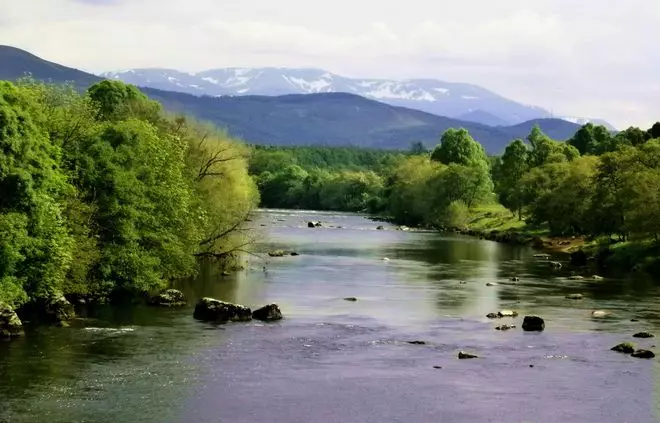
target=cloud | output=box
[1,0,658,128]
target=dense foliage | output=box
[0,79,257,307]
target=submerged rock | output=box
[193,298,252,323]
[458,351,479,359]
[591,310,609,318]
[550,261,563,269]
[591,275,604,280]
[343,297,358,302]
[149,289,187,307]
[611,342,635,354]
[495,324,516,331]
[510,277,520,282]
[307,221,316,228]
[565,293,584,300]
[252,304,283,322]
[0,303,23,339]
[407,340,426,345]
[633,332,655,339]
[486,313,499,319]
[268,250,287,257]
[376,225,385,230]
[533,253,551,259]
[486,282,498,287]
[522,316,545,332]
[631,349,655,359]
[568,275,584,280]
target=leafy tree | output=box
[496,139,529,219]
[431,128,488,168]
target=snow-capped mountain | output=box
[101,67,554,125]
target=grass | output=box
[466,204,527,232]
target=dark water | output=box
[1,209,660,423]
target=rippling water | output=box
[1,209,659,423]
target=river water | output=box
[1,209,659,423]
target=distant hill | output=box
[456,110,511,127]
[0,45,102,88]
[102,67,555,126]
[0,45,582,153]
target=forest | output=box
[0,79,258,309]
[249,122,660,273]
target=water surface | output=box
[1,209,659,423]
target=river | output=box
[1,209,659,423]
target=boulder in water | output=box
[486,282,498,287]
[611,342,635,354]
[591,310,608,318]
[495,324,516,331]
[193,298,252,323]
[631,349,655,359]
[407,340,426,345]
[486,313,499,319]
[376,225,385,230]
[150,289,187,307]
[343,297,358,302]
[44,294,75,325]
[522,316,545,331]
[510,277,520,282]
[252,304,283,322]
[458,351,479,359]
[497,310,518,318]
[550,261,563,269]
[565,293,584,300]
[591,275,604,280]
[0,303,23,339]
[268,250,287,257]
[633,332,655,339]
[568,275,584,280]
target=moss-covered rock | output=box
[149,289,186,307]
[0,303,23,339]
[193,298,252,323]
[633,332,655,339]
[611,342,635,354]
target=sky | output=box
[1,0,659,128]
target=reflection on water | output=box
[1,209,659,423]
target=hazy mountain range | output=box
[102,67,613,129]
[0,45,589,153]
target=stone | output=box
[290,252,300,256]
[570,249,588,266]
[44,294,75,324]
[343,297,358,302]
[252,304,283,322]
[307,221,316,228]
[522,316,545,332]
[149,289,187,307]
[497,310,518,318]
[591,310,608,318]
[591,275,604,280]
[495,324,516,331]
[631,349,655,359]
[0,303,23,339]
[611,342,635,354]
[268,250,287,257]
[568,275,584,280]
[315,222,323,227]
[533,253,550,259]
[565,293,584,300]
[433,365,443,369]
[509,277,520,282]
[486,313,499,319]
[376,226,385,230]
[550,261,563,269]
[407,341,426,345]
[193,298,252,323]
[458,351,479,359]
[633,332,655,339]
[486,282,498,287]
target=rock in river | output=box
[193,298,252,323]
[631,349,655,359]
[458,351,479,359]
[633,332,655,339]
[343,297,358,302]
[0,303,23,339]
[570,249,588,266]
[497,310,518,318]
[565,293,584,300]
[486,313,499,319]
[44,294,75,325]
[150,289,186,307]
[495,324,516,331]
[611,342,635,354]
[522,316,545,332]
[252,304,283,322]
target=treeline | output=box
[0,79,257,307]
[249,121,660,247]
[249,145,404,211]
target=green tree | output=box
[496,139,529,219]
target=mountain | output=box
[141,88,580,152]
[0,45,582,153]
[102,67,554,126]
[0,45,102,88]
[456,110,511,127]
